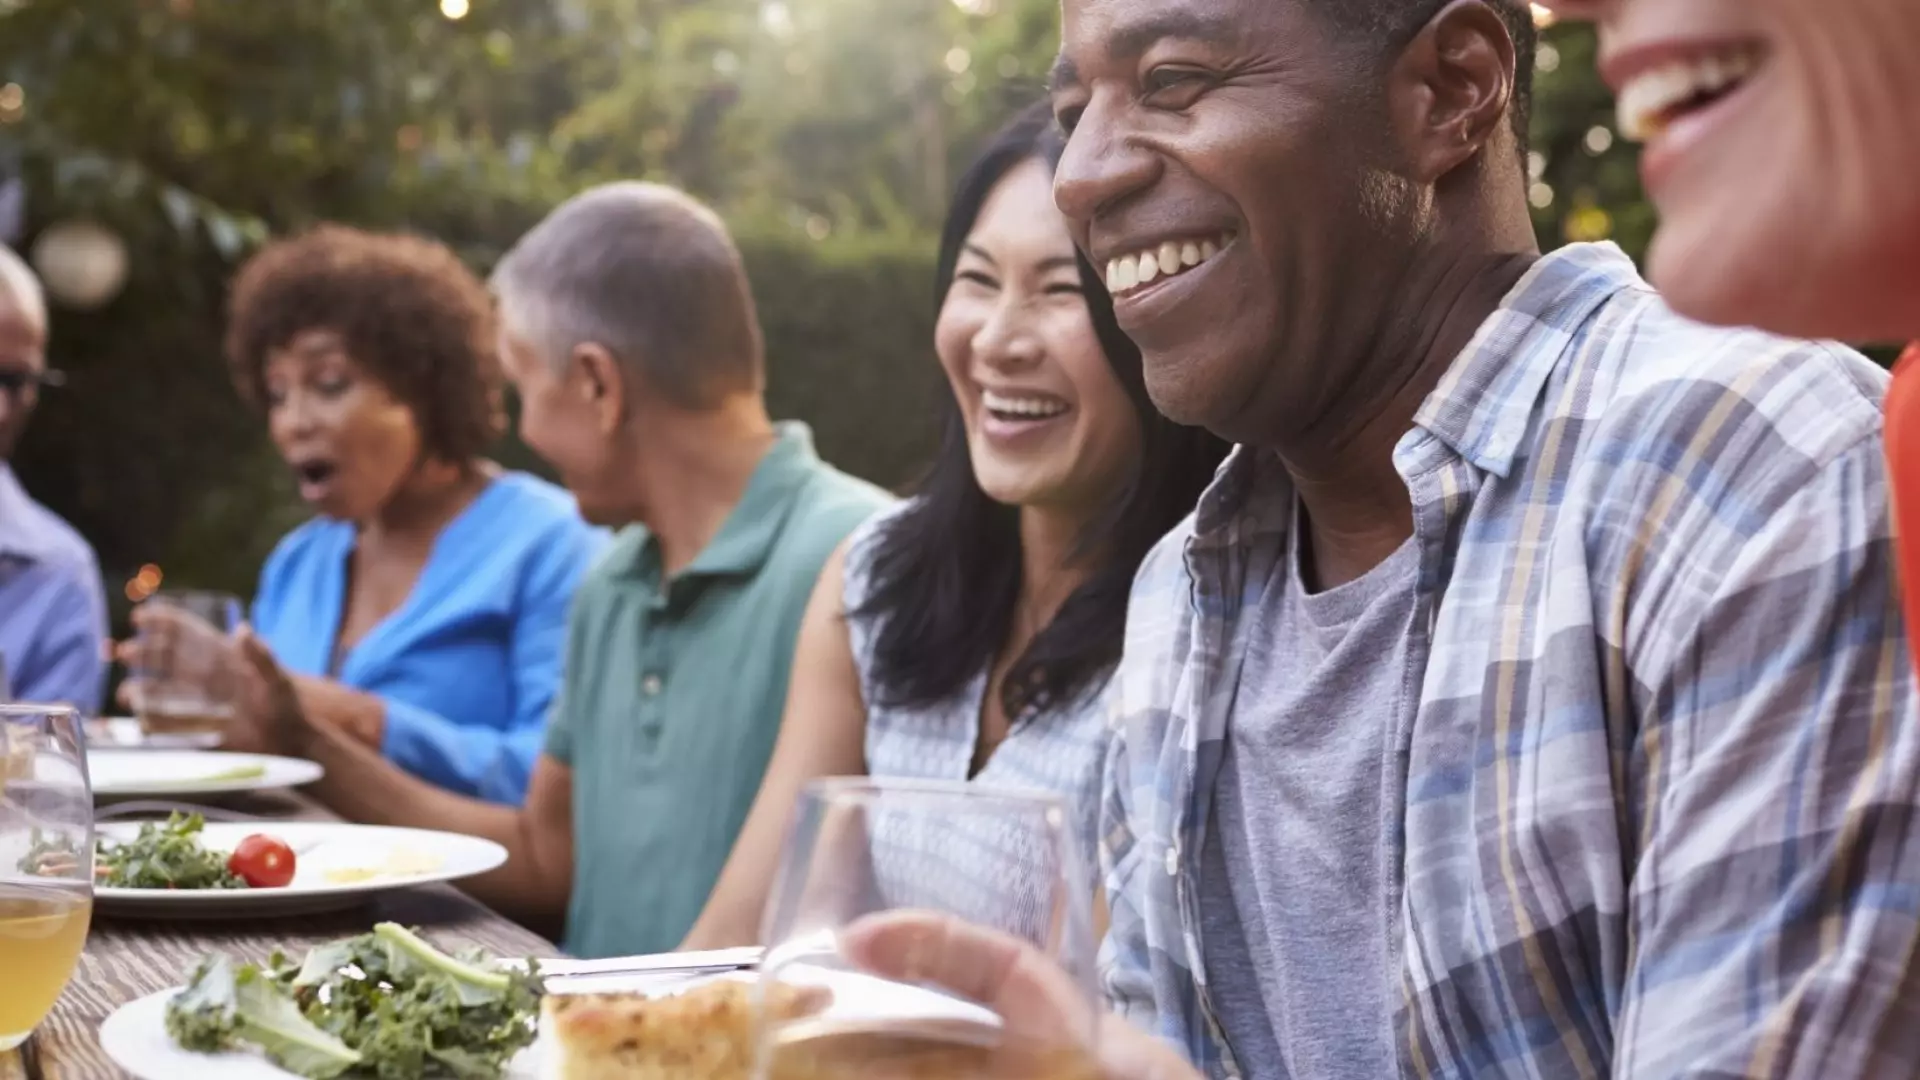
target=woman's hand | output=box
[286,673,387,748]
[230,629,315,755]
[229,631,388,754]
[839,911,1201,1080]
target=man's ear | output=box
[1385,0,1518,183]
[571,342,629,436]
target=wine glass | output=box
[753,778,1101,1080]
[129,589,244,738]
[0,704,94,1050]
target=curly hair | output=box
[225,225,502,463]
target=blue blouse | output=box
[251,472,606,803]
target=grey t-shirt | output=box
[1198,504,1417,1080]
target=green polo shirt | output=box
[546,423,891,958]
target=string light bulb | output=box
[31,220,129,310]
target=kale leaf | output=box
[165,954,364,1078]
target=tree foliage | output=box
[0,0,1641,612]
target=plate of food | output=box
[100,932,1006,1080]
[98,923,550,1080]
[22,813,508,917]
[88,750,323,799]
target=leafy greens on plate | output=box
[165,922,544,1079]
[98,812,249,889]
[20,812,306,889]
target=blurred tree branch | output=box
[0,0,1645,623]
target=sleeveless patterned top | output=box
[839,504,1112,948]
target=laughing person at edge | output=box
[1534,0,1920,672]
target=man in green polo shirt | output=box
[234,182,890,955]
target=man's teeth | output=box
[1105,234,1232,294]
[1616,50,1760,142]
[982,390,1069,419]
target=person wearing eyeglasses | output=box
[0,243,106,711]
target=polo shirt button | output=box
[1164,842,1180,877]
[642,673,663,697]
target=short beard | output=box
[0,416,27,461]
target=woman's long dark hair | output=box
[855,102,1230,723]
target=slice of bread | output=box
[541,979,811,1080]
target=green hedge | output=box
[747,228,943,494]
[16,222,945,624]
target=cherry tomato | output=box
[228,834,296,888]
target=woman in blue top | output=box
[141,226,603,804]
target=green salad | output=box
[18,812,249,889]
[166,923,545,1080]
[99,812,248,889]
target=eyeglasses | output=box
[0,368,64,398]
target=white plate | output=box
[101,965,998,1079]
[100,988,546,1080]
[88,750,323,798]
[87,717,222,751]
[93,821,508,918]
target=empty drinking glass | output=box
[128,590,243,737]
[753,778,1101,1080]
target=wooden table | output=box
[7,791,554,1080]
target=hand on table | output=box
[839,911,1200,1080]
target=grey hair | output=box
[0,243,47,332]
[490,181,764,408]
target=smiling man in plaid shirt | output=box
[1021,0,1920,1074]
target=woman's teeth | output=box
[1617,48,1761,142]
[1106,233,1233,295]
[982,390,1069,420]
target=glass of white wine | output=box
[0,704,93,1050]
[753,778,1101,1080]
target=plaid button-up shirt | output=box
[1100,243,1920,1078]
